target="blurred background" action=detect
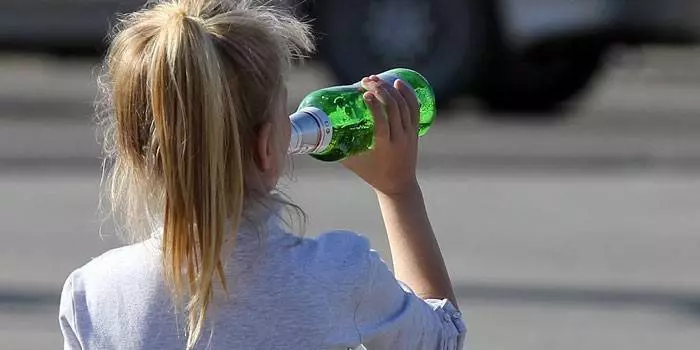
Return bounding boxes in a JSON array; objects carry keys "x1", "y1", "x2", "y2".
[{"x1": 2, "y1": 0, "x2": 700, "y2": 349}]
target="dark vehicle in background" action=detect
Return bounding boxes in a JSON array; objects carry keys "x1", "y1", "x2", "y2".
[
  {"x1": 3, "y1": 0, "x2": 699, "y2": 113},
  {"x1": 313, "y1": 0, "x2": 700, "y2": 112}
]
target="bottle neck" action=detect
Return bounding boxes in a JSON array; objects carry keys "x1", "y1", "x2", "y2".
[{"x1": 288, "y1": 107, "x2": 333, "y2": 155}]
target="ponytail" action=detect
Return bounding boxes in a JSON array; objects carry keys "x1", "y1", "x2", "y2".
[
  {"x1": 147, "y1": 4, "x2": 242, "y2": 347},
  {"x1": 101, "y1": 0, "x2": 313, "y2": 348}
]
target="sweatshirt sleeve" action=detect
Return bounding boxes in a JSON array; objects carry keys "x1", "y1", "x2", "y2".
[
  {"x1": 354, "y1": 249, "x2": 466, "y2": 350},
  {"x1": 59, "y1": 274, "x2": 83, "y2": 350}
]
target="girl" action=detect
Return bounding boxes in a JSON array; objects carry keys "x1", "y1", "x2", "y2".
[{"x1": 59, "y1": 0, "x2": 465, "y2": 348}]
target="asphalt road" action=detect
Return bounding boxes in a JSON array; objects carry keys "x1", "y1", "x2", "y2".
[{"x1": 1, "y1": 48, "x2": 700, "y2": 349}]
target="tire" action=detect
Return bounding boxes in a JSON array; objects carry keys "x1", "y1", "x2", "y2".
[
  {"x1": 475, "y1": 38, "x2": 609, "y2": 114},
  {"x1": 315, "y1": 0, "x2": 487, "y2": 105}
]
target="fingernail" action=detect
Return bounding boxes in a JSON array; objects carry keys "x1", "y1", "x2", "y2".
[
  {"x1": 363, "y1": 92, "x2": 374, "y2": 102},
  {"x1": 369, "y1": 75, "x2": 379, "y2": 81}
]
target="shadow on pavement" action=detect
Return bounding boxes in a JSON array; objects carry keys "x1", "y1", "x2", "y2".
[
  {"x1": 0, "y1": 290, "x2": 59, "y2": 314},
  {"x1": 5, "y1": 283, "x2": 700, "y2": 320},
  {"x1": 455, "y1": 283, "x2": 700, "y2": 321}
]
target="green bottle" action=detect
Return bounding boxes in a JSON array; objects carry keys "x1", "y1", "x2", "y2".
[{"x1": 288, "y1": 68, "x2": 436, "y2": 162}]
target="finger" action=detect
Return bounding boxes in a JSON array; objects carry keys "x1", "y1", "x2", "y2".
[
  {"x1": 370, "y1": 80, "x2": 402, "y2": 141},
  {"x1": 363, "y1": 92, "x2": 389, "y2": 142},
  {"x1": 391, "y1": 79, "x2": 411, "y2": 131},
  {"x1": 395, "y1": 79, "x2": 420, "y2": 130}
]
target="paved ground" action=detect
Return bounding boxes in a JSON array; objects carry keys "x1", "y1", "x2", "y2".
[{"x1": 1, "y1": 48, "x2": 700, "y2": 349}]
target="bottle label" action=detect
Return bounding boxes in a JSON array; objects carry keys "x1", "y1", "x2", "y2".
[
  {"x1": 352, "y1": 72, "x2": 417, "y2": 102},
  {"x1": 376, "y1": 72, "x2": 418, "y2": 101},
  {"x1": 376, "y1": 72, "x2": 401, "y2": 88}
]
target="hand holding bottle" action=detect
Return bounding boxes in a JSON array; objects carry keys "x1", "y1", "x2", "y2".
[
  {"x1": 288, "y1": 68, "x2": 435, "y2": 162},
  {"x1": 342, "y1": 75, "x2": 421, "y2": 196}
]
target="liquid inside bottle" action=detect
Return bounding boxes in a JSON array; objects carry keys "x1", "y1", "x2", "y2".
[{"x1": 288, "y1": 68, "x2": 436, "y2": 162}]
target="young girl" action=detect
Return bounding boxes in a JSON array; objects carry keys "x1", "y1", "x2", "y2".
[{"x1": 59, "y1": 0, "x2": 465, "y2": 348}]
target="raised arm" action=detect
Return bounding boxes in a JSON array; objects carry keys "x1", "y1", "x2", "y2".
[{"x1": 342, "y1": 75, "x2": 456, "y2": 306}]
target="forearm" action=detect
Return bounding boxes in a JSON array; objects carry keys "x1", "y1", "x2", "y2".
[{"x1": 376, "y1": 183, "x2": 457, "y2": 307}]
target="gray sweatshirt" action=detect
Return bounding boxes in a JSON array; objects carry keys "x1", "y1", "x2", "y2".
[{"x1": 59, "y1": 215, "x2": 465, "y2": 349}]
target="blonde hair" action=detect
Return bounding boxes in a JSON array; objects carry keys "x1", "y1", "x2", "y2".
[{"x1": 98, "y1": 0, "x2": 312, "y2": 347}]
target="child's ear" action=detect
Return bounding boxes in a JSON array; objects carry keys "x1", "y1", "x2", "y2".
[{"x1": 254, "y1": 121, "x2": 274, "y2": 172}]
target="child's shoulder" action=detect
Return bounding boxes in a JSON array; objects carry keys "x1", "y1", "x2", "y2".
[
  {"x1": 295, "y1": 230, "x2": 374, "y2": 287},
  {"x1": 66, "y1": 239, "x2": 161, "y2": 293},
  {"x1": 315, "y1": 230, "x2": 371, "y2": 255},
  {"x1": 298, "y1": 230, "x2": 371, "y2": 265}
]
